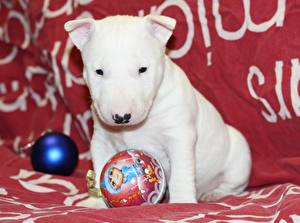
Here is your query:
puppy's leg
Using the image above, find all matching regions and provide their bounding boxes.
[80,129,117,209]
[200,126,251,202]
[167,128,198,203]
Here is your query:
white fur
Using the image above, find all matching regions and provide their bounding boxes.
[65,15,251,208]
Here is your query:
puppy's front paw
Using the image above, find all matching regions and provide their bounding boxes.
[169,195,197,204]
[76,196,108,209]
[168,186,197,204]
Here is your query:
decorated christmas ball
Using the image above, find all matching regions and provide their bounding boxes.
[99,150,166,207]
[31,131,79,176]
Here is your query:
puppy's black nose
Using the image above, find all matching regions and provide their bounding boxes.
[112,113,131,124]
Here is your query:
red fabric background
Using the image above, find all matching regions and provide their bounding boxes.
[0,1,300,222]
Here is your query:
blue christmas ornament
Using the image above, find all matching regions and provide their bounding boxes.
[31,131,79,176]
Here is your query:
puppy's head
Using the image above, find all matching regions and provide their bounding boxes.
[64,15,176,126]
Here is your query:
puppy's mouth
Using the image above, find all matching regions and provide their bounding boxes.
[92,102,149,128]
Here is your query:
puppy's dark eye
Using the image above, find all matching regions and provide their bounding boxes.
[138,67,148,74]
[95,69,104,76]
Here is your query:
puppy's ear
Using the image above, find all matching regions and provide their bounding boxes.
[64,18,95,51]
[144,15,176,45]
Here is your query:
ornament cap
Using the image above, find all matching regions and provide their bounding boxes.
[86,169,102,198]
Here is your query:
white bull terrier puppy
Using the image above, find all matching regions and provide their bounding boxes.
[64,15,251,208]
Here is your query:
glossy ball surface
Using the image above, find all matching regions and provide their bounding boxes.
[99,150,166,207]
[31,132,79,176]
